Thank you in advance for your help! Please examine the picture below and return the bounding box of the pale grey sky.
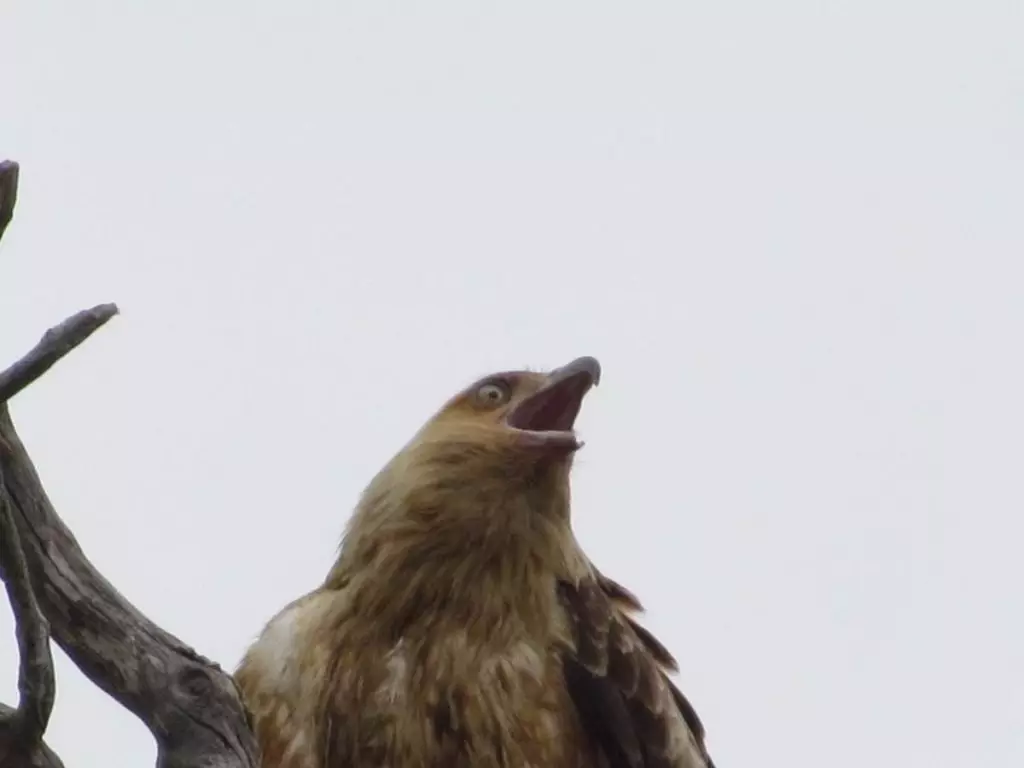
[2,1,1023,766]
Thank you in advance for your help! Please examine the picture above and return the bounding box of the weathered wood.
[0,486,61,768]
[0,158,260,768]
[0,160,17,242]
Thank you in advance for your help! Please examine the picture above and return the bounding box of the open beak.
[505,356,601,452]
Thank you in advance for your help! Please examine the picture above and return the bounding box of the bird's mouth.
[505,356,601,452]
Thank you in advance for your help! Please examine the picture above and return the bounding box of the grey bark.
[0,159,260,768]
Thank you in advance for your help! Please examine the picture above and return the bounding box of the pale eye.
[475,381,511,408]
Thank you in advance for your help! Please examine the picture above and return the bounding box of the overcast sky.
[2,1,1023,766]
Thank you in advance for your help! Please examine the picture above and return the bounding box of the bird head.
[379,355,601,497]
[417,354,602,456]
[330,356,601,611]
[342,357,600,552]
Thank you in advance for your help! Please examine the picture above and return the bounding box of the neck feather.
[325,474,573,643]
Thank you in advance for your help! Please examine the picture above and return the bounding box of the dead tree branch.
[0,493,56,746]
[0,159,259,768]
[0,481,61,768]
[0,160,17,243]
[0,305,119,402]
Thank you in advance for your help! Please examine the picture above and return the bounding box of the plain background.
[2,2,1023,766]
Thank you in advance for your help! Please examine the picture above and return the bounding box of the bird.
[235,356,716,768]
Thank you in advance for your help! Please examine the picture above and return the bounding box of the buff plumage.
[235,357,715,768]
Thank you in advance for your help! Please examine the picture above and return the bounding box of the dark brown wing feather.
[559,573,715,768]
[596,570,710,748]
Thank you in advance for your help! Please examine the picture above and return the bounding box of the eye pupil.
[476,381,509,407]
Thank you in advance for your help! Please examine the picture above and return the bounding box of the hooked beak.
[505,356,601,452]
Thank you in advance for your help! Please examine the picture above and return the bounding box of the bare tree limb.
[0,156,64,768]
[0,490,56,744]
[0,703,65,768]
[0,158,259,768]
[0,160,18,243]
[0,305,119,402]
[0,492,62,768]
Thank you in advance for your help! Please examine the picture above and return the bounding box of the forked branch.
[0,159,259,768]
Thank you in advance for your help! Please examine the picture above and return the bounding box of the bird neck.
[324,482,573,643]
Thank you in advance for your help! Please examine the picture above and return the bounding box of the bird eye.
[474,381,511,408]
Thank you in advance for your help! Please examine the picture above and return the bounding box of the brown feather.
[624,616,680,673]
[564,654,644,768]
[559,577,714,768]
[233,360,716,768]
[597,569,646,613]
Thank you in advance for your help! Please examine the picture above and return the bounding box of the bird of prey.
[235,356,716,768]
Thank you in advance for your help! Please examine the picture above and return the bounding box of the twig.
[0,160,18,243]
[0,304,120,403]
